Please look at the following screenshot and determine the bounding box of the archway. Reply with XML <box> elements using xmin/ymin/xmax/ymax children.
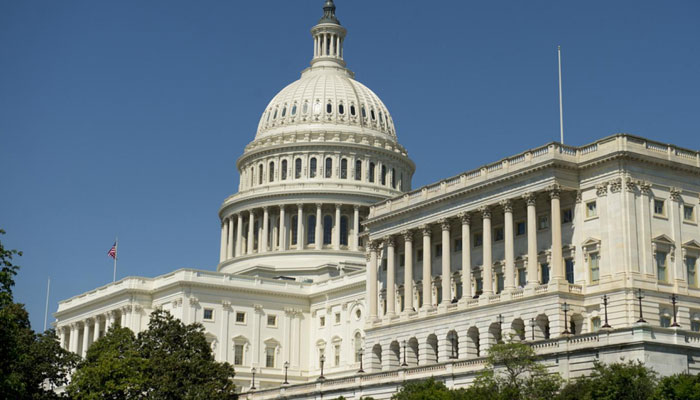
<box><xmin>467</xmin><ymin>326</ymin><xmax>480</xmax><ymax>357</ymax></box>
<box><xmin>407</xmin><ymin>337</ymin><xmax>419</xmax><ymax>367</ymax></box>
<box><xmin>446</xmin><ymin>330</ymin><xmax>459</xmax><ymax>359</ymax></box>
<box><xmin>426</xmin><ymin>334</ymin><xmax>438</xmax><ymax>364</ymax></box>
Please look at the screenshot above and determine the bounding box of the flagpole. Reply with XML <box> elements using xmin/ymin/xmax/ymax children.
<box><xmin>113</xmin><ymin>237</ymin><xmax>118</xmax><ymax>282</ymax></box>
<box><xmin>558</xmin><ymin>45</ymin><xmax>564</xmax><ymax>144</ymax></box>
<box><xmin>43</xmin><ymin>277</ymin><xmax>51</xmax><ymax>332</ymax></box>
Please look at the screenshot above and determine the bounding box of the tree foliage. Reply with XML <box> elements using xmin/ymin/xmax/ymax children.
<box><xmin>654</xmin><ymin>373</ymin><xmax>700</xmax><ymax>400</ymax></box>
<box><xmin>67</xmin><ymin>309</ymin><xmax>237</xmax><ymax>400</ymax></box>
<box><xmin>391</xmin><ymin>378</ymin><xmax>455</xmax><ymax>400</ymax></box>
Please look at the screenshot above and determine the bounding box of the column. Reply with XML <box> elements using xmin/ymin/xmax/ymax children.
<box><xmin>353</xmin><ymin>206</ymin><xmax>360</xmax><ymax>251</ymax></box>
<box><xmin>502</xmin><ymin>200</ymin><xmax>516</xmax><ymax>291</ymax></box>
<box><xmin>93</xmin><ymin>316</ymin><xmax>101</xmax><ymax>342</ymax></box>
<box><xmin>368</xmin><ymin>242</ymin><xmax>379</xmax><ymax>318</ymax></box>
<box><xmin>481</xmin><ymin>207</ymin><xmax>493</xmax><ymax>295</ymax></box>
<box><xmin>262</xmin><ymin>207</ymin><xmax>269</xmax><ymax>253</ymax></box>
<box><xmin>227</xmin><ymin>216</ymin><xmax>235</xmax><ymax>259</ymax></box>
<box><xmin>236</xmin><ymin>213</ymin><xmax>243</xmax><ymax>257</ymax></box>
<box><xmin>333</xmin><ymin>204</ymin><xmax>341</xmax><ymax>250</ymax></box>
<box><xmin>297</xmin><ymin>204</ymin><xmax>304</xmax><ymax>249</ymax></box>
<box><xmin>460</xmin><ymin>213</ymin><xmax>472</xmax><ymax>299</ymax></box>
<box><xmin>81</xmin><ymin>322</ymin><xmax>90</xmax><ymax>357</ymax></box>
<box><xmin>550</xmin><ymin>184</ymin><xmax>564</xmax><ymax>281</ymax></box>
<box><xmin>219</xmin><ymin>219</ymin><xmax>228</xmax><ymax>262</ymax></box>
<box><xmin>386</xmin><ymin>237</ymin><xmax>396</xmax><ymax>316</ymax></box>
<box><xmin>421</xmin><ymin>225</ymin><xmax>432</xmax><ymax>309</ymax></box>
<box><xmin>247</xmin><ymin>210</ymin><xmax>255</xmax><ymax>254</ymax></box>
<box><xmin>440</xmin><ymin>219</ymin><xmax>452</xmax><ymax>305</ymax></box>
<box><xmin>271</xmin><ymin>215</ymin><xmax>278</xmax><ymax>251</ymax></box>
<box><xmin>403</xmin><ymin>230</ymin><xmax>414</xmax><ymax>313</ymax></box>
<box><xmin>279</xmin><ymin>206</ymin><xmax>287</xmax><ymax>251</ymax></box>
<box><xmin>69</xmin><ymin>324</ymin><xmax>78</xmax><ymax>353</ymax></box>
<box><xmin>315</xmin><ymin>204</ymin><xmax>323</xmax><ymax>250</ymax></box>
<box><xmin>670</xmin><ymin>189</ymin><xmax>684</xmax><ymax>285</ymax></box>
<box><xmin>524</xmin><ymin>193</ymin><xmax>539</xmax><ymax>286</ymax></box>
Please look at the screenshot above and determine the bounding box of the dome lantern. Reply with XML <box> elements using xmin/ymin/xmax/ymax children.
<box><xmin>311</xmin><ymin>0</ymin><xmax>347</xmax><ymax>68</ymax></box>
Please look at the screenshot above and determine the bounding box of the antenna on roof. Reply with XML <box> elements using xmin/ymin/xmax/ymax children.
<box><xmin>558</xmin><ymin>45</ymin><xmax>564</xmax><ymax>144</ymax></box>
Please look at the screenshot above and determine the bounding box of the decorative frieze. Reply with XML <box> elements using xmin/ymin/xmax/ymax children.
<box><xmin>596</xmin><ymin>182</ymin><xmax>609</xmax><ymax>197</ymax></box>
<box><xmin>609</xmin><ymin>178</ymin><xmax>622</xmax><ymax>193</ymax></box>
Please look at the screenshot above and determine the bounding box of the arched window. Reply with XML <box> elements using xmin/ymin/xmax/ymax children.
<box><xmin>370</xmin><ymin>109</ymin><xmax>376</xmax><ymax>120</ymax></box>
<box><xmin>355</xmin><ymin>160</ymin><xmax>362</xmax><ymax>181</ymax></box>
<box><xmin>369</xmin><ymin>162</ymin><xmax>375</xmax><ymax>183</ymax></box>
<box><xmin>291</xmin><ymin>216</ymin><xmax>298</xmax><ymax>246</ymax></box>
<box><xmin>340</xmin><ymin>216</ymin><xmax>349</xmax><ymax>246</ymax></box>
<box><xmin>302</xmin><ymin>102</ymin><xmax>309</xmax><ymax>114</ymax></box>
<box><xmin>338</xmin><ymin>104</ymin><xmax>344</xmax><ymax>114</ymax></box>
<box><xmin>323</xmin><ymin>215</ymin><xmax>333</xmax><ymax>245</ymax></box>
<box><xmin>325</xmin><ymin>157</ymin><xmax>333</xmax><ymax>178</ymax></box>
<box><xmin>250</xmin><ymin>167</ymin><xmax>254</xmax><ymax>186</ymax></box>
<box><xmin>281</xmin><ymin>160</ymin><xmax>288</xmax><ymax>180</ymax></box>
<box><xmin>350</xmin><ymin>104</ymin><xmax>356</xmax><ymax>116</ymax></box>
<box><xmin>295</xmin><ymin>158</ymin><xmax>302</xmax><ymax>179</ymax></box>
<box><xmin>281</xmin><ymin>105</ymin><xmax>286</xmax><ymax>117</ymax></box>
<box><xmin>268</xmin><ymin>162</ymin><xmax>275</xmax><ymax>182</ymax></box>
<box><xmin>340</xmin><ymin>159</ymin><xmax>348</xmax><ymax>179</ymax></box>
<box><xmin>273</xmin><ymin>108</ymin><xmax>277</xmax><ymax>120</ymax></box>
<box><xmin>391</xmin><ymin>168</ymin><xmax>396</xmax><ymax>188</ymax></box>
<box><xmin>307</xmin><ymin>215</ymin><xmax>316</xmax><ymax>245</ymax></box>
<box><xmin>354</xmin><ymin>332</ymin><xmax>363</xmax><ymax>362</ymax></box>
<box><xmin>361</xmin><ymin>106</ymin><xmax>367</xmax><ymax>119</ymax></box>
<box><xmin>381</xmin><ymin>165</ymin><xmax>387</xmax><ymax>186</ymax></box>
<box><xmin>310</xmin><ymin>158</ymin><xmax>317</xmax><ymax>178</ymax></box>
<box><xmin>326</xmin><ymin>102</ymin><xmax>332</xmax><ymax>114</ymax></box>
<box><xmin>258</xmin><ymin>165</ymin><xmax>263</xmax><ymax>185</ymax></box>
<box><xmin>291</xmin><ymin>104</ymin><xmax>297</xmax><ymax>115</ymax></box>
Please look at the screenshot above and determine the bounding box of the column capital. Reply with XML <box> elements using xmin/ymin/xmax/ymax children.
<box><xmin>296</xmin><ymin>203</ymin><xmax>304</xmax><ymax>210</ymax></box>
<box><xmin>438</xmin><ymin>218</ymin><xmax>451</xmax><ymax>231</ymax></box>
<box><xmin>353</xmin><ymin>204</ymin><xmax>360</xmax><ymax>211</ymax></box>
<box><xmin>316</xmin><ymin>203</ymin><xmax>323</xmax><ymax>209</ymax></box>
<box><xmin>385</xmin><ymin>235</ymin><xmax>396</xmax><ymax>248</ymax></box>
<box><xmin>670</xmin><ymin>187</ymin><xmax>682</xmax><ymax>202</ymax></box>
<box><xmin>420</xmin><ymin>225</ymin><xmax>432</xmax><ymax>237</ymax></box>
<box><xmin>335</xmin><ymin>203</ymin><xmax>342</xmax><ymax>209</ymax></box>
<box><xmin>401</xmin><ymin>230</ymin><xmax>414</xmax><ymax>242</ymax></box>
<box><xmin>523</xmin><ymin>192</ymin><xmax>537</xmax><ymax>206</ymax></box>
<box><xmin>595</xmin><ymin>182</ymin><xmax>608</xmax><ymax>197</ymax></box>
<box><xmin>639</xmin><ymin>181</ymin><xmax>652</xmax><ymax>195</ymax></box>
<box><xmin>479</xmin><ymin>206</ymin><xmax>491</xmax><ymax>219</ymax></box>
<box><xmin>575</xmin><ymin>190</ymin><xmax>583</xmax><ymax>203</ymax></box>
<box><xmin>458</xmin><ymin>212</ymin><xmax>471</xmax><ymax>225</ymax></box>
<box><xmin>548</xmin><ymin>183</ymin><xmax>562</xmax><ymax>199</ymax></box>
<box><xmin>368</xmin><ymin>240</ymin><xmax>381</xmax><ymax>252</ymax></box>
<box><xmin>262</xmin><ymin>206</ymin><xmax>269</xmax><ymax>212</ymax></box>
<box><xmin>499</xmin><ymin>199</ymin><xmax>513</xmax><ymax>213</ymax></box>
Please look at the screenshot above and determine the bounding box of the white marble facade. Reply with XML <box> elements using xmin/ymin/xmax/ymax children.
<box><xmin>54</xmin><ymin>2</ymin><xmax>700</xmax><ymax>399</ymax></box>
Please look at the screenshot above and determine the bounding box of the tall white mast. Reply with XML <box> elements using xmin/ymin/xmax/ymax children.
<box><xmin>43</xmin><ymin>277</ymin><xmax>50</xmax><ymax>332</ymax></box>
<box><xmin>558</xmin><ymin>45</ymin><xmax>564</xmax><ymax>144</ymax></box>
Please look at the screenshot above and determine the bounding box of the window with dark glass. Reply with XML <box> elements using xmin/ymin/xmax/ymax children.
<box><xmin>310</xmin><ymin>158</ymin><xmax>317</xmax><ymax>178</ymax></box>
<box><xmin>369</xmin><ymin>163</ymin><xmax>375</xmax><ymax>183</ymax></box>
<box><xmin>516</xmin><ymin>221</ymin><xmax>526</xmax><ymax>236</ymax></box>
<box><xmin>454</xmin><ymin>238</ymin><xmax>462</xmax><ymax>252</ymax></box>
<box><xmin>381</xmin><ymin>165</ymin><xmax>387</xmax><ymax>185</ymax></box>
<box><xmin>541</xmin><ymin>263</ymin><xmax>550</xmax><ymax>283</ymax></box>
<box><xmin>494</xmin><ymin>227</ymin><xmax>504</xmax><ymax>242</ymax></box>
<box><xmin>391</xmin><ymin>168</ymin><xmax>396</xmax><ymax>188</ymax></box>
<box><xmin>281</xmin><ymin>106</ymin><xmax>286</xmax><ymax>117</ymax></box>
<box><xmin>473</xmin><ymin>233</ymin><xmax>483</xmax><ymax>247</ymax></box>
<box><xmin>281</xmin><ymin>160</ymin><xmax>288</xmax><ymax>180</ymax></box>
<box><xmin>269</xmin><ymin>162</ymin><xmax>275</xmax><ymax>182</ymax></box>
<box><xmin>325</xmin><ymin>157</ymin><xmax>332</xmax><ymax>178</ymax></box>
<box><xmin>435</xmin><ymin>244</ymin><xmax>442</xmax><ymax>258</ymax></box>
<box><xmin>295</xmin><ymin>158</ymin><xmax>302</xmax><ymax>179</ymax></box>
<box><xmin>323</xmin><ymin>215</ymin><xmax>333</xmax><ymax>245</ymax></box>
<box><xmin>361</xmin><ymin>106</ymin><xmax>366</xmax><ymax>118</ymax></box>
<box><xmin>338</xmin><ymin>104</ymin><xmax>344</xmax><ymax>114</ymax></box>
<box><xmin>326</xmin><ymin>102</ymin><xmax>332</xmax><ymax>114</ymax></box>
<box><xmin>565</xmin><ymin>258</ymin><xmax>575</xmax><ymax>284</ymax></box>
<box><xmin>258</xmin><ymin>164</ymin><xmax>263</xmax><ymax>185</ymax></box>
<box><xmin>417</xmin><ymin>249</ymin><xmax>423</xmax><ymax>262</ymax></box>
<box><xmin>355</xmin><ymin>160</ymin><xmax>362</xmax><ymax>181</ymax></box>
<box><xmin>562</xmin><ymin>208</ymin><xmax>573</xmax><ymax>224</ymax></box>
<box><xmin>341</xmin><ymin>159</ymin><xmax>347</xmax><ymax>179</ymax></box>
<box><xmin>340</xmin><ymin>216</ymin><xmax>348</xmax><ymax>246</ymax></box>
<box><xmin>291</xmin><ymin>104</ymin><xmax>297</xmax><ymax>115</ymax></box>
<box><xmin>203</xmin><ymin>309</ymin><xmax>213</xmax><ymax>320</ymax></box>
<box><xmin>291</xmin><ymin>216</ymin><xmax>298</xmax><ymax>245</ymax></box>
<box><xmin>307</xmin><ymin>215</ymin><xmax>316</xmax><ymax>244</ymax></box>
<box><xmin>350</xmin><ymin>105</ymin><xmax>356</xmax><ymax>116</ymax></box>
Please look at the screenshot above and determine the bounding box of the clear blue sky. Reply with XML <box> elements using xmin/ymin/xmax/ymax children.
<box><xmin>1</xmin><ymin>1</ymin><xmax>698</xmax><ymax>331</ymax></box>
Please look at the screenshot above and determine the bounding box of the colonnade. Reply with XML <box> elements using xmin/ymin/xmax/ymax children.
<box><xmin>58</xmin><ymin>305</ymin><xmax>140</xmax><ymax>357</ymax></box>
<box><xmin>367</xmin><ymin>185</ymin><xmax>566</xmax><ymax>319</ymax></box>
<box><xmin>314</xmin><ymin>31</ymin><xmax>343</xmax><ymax>59</ymax></box>
<box><xmin>220</xmin><ymin>204</ymin><xmax>365</xmax><ymax>262</ymax></box>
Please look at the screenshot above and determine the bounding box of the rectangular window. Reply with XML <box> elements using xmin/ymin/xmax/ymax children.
<box><xmin>335</xmin><ymin>313</ymin><xmax>341</xmax><ymax>324</ymax></box>
<box><xmin>660</xmin><ymin>316</ymin><xmax>671</xmax><ymax>328</ymax></box>
<box><xmin>686</xmin><ymin>256</ymin><xmax>697</xmax><ymax>287</ymax></box>
<box><xmin>496</xmin><ymin>273</ymin><xmax>504</xmax><ymax>293</ymax></box>
<box><xmin>589</xmin><ymin>253</ymin><xmax>600</xmax><ymax>283</ymax></box>
<box><xmin>320</xmin><ymin>316</ymin><xmax>326</xmax><ymax>327</ymax></box>
<box><xmin>518</xmin><ymin>268</ymin><xmax>527</xmax><ymax>287</ymax></box>
<box><xmin>565</xmin><ymin>258</ymin><xmax>575</xmax><ymax>284</ymax></box>
<box><xmin>417</xmin><ymin>249</ymin><xmax>423</xmax><ymax>262</ymax></box>
<box><xmin>235</xmin><ymin>312</ymin><xmax>246</xmax><ymax>324</ymax></box>
<box><xmin>516</xmin><ymin>221</ymin><xmax>526</xmax><ymax>236</ymax></box>
<box><xmin>435</xmin><ymin>244</ymin><xmax>442</xmax><ymax>258</ymax></box>
<box><xmin>399</xmin><ymin>254</ymin><xmax>405</xmax><ymax>267</ymax></box>
<box><xmin>656</xmin><ymin>251</ymin><xmax>668</xmax><ymax>282</ymax></box>
<box><xmin>203</xmin><ymin>308</ymin><xmax>214</xmax><ymax>320</ymax></box>
<box><xmin>494</xmin><ymin>227</ymin><xmax>504</xmax><ymax>242</ymax></box>
<box><xmin>654</xmin><ymin>199</ymin><xmax>665</xmax><ymax>216</ymax></box>
<box><xmin>562</xmin><ymin>208</ymin><xmax>573</xmax><ymax>223</ymax></box>
<box><xmin>586</xmin><ymin>201</ymin><xmax>597</xmax><ymax>218</ymax></box>
<box><xmin>592</xmin><ymin>318</ymin><xmax>601</xmax><ymax>332</ymax></box>
<box><xmin>454</xmin><ymin>238</ymin><xmax>462</xmax><ymax>252</ymax></box>
<box><xmin>541</xmin><ymin>262</ymin><xmax>550</xmax><ymax>283</ymax></box>
<box><xmin>267</xmin><ymin>315</ymin><xmax>277</xmax><ymax>327</ymax></box>
<box><xmin>473</xmin><ymin>233</ymin><xmax>483</xmax><ymax>247</ymax></box>
<box><xmin>334</xmin><ymin>344</ymin><xmax>341</xmax><ymax>366</ymax></box>
<box><xmin>476</xmin><ymin>278</ymin><xmax>483</xmax><ymax>295</ymax></box>
<box><xmin>692</xmin><ymin>321</ymin><xmax>700</xmax><ymax>332</ymax></box>
<box><xmin>684</xmin><ymin>205</ymin><xmax>696</xmax><ymax>222</ymax></box>
<box><xmin>234</xmin><ymin>344</ymin><xmax>244</xmax><ymax>365</ymax></box>
<box><xmin>265</xmin><ymin>347</ymin><xmax>275</xmax><ymax>368</ymax></box>
<box><xmin>538</xmin><ymin>215</ymin><xmax>549</xmax><ymax>230</ymax></box>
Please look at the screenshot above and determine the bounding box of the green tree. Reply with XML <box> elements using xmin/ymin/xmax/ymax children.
<box><xmin>391</xmin><ymin>377</ymin><xmax>455</xmax><ymax>400</ymax></box>
<box><xmin>653</xmin><ymin>373</ymin><xmax>700</xmax><ymax>400</ymax></box>
<box><xmin>0</xmin><ymin>228</ymin><xmax>21</xmax><ymax>307</ymax></box>
<box><xmin>558</xmin><ymin>360</ymin><xmax>658</xmax><ymax>400</ymax></box>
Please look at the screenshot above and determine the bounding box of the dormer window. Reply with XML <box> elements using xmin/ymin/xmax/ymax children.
<box><xmin>326</xmin><ymin>102</ymin><xmax>332</xmax><ymax>114</ymax></box>
<box><xmin>302</xmin><ymin>102</ymin><xmax>309</xmax><ymax>114</ymax></box>
<box><xmin>273</xmin><ymin>109</ymin><xmax>278</xmax><ymax>119</ymax></box>
<box><xmin>291</xmin><ymin>104</ymin><xmax>297</xmax><ymax>115</ymax></box>
<box><xmin>350</xmin><ymin>104</ymin><xmax>356</xmax><ymax>116</ymax></box>
<box><xmin>370</xmin><ymin>109</ymin><xmax>376</xmax><ymax>120</ymax></box>
<box><xmin>338</xmin><ymin>104</ymin><xmax>345</xmax><ymax>114</ymax></box>
<box><xmin>281</xmin><ymin>106</ymin><xmax>287</xmax><ymax>117</ymax></box>
<box><xmin>361</xmin><ymin>106</ymin><xmax>366</xmax><ymax>118</ymax></box>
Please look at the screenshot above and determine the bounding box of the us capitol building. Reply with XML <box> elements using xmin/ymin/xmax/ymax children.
<box><xmin>54</xmin><ymin>2</ymin><xmax>700</xmax><ymax>398</ymax></box>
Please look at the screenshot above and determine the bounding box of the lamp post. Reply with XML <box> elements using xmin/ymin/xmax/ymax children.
<box><xmin>401</xmin><ymin>340</ymin><xmax>408</xmax><ymax>367</ymax></box>
<box><xmin>283</xmin><ymin>361</ymin><xmax>289</xmax><ymax>385</ymax></box>
<box><xmin>670</xmin><ymin>293</ymin><xmax>680</xmax><ymax>327</ymax></box>
<box><xmin>636</xmin><ymin>289</ymin><xmax>646</xmax><ymax>323</ymax></box>
<box><xmin>601</xmin><ymin>294</ymin><xmax>611</xmax><ymax>328</ymax></box>
<box><xmin>318</xmin><ymin>354</ymin><xmax>326</xmax><ymax>381</ymax></box>
<box><xmin>561</xmin><ymin>302</ymin><xmax>571</xmax><ymax>335</ymax></box>
<box><xmin>358</xmin><ymin>348</ymin><xmax>364</xmax><ymax>373</ymax></box>
<box><xmin>496</xmin><ymin>314</ymin><xmax>505</xmax><ymax>343</ymax></box>
<box><xmin>449</xmin><ymin>334</ymin><xmax>457</xmax><ymax>359</ymax></box>
<box><xmin>530</xmin><ymin>318</ymin><xmax>535</xmax><ymax>341</ymax></box>
<box><xmin>250</xmin><ymin>367</ymin><xmax>256</xmax><ymax>390</ymax></box>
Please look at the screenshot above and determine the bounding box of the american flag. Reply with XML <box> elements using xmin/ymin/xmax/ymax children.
<box><xmin>107</xmin><ymin>242</ymin><xmax>117</xmax><ymax>259</ymax></box>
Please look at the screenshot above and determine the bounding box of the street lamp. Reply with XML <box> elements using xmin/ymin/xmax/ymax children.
<box><xmin>670</xmin><ymin>294</ymin><xmax>680</xmax><ymax>327</ymax></box>
<box><xmin>601</xmin><ymin>294</ymin><xmax>611</xmax><ymax>328</ymax></box>
<box><xmin>401</xmin><ymin>340</ymin><xmax>408</xmax><ymax>367</ymax></box>
<box><xmin>318</xmin><ymin>354</ymin><xmax>326</xmax><ymax>381</ymax></box>
<box><xmin>636</xmin><ymin>289</ymin><xmax>646</xmax><ymax>323</ymax></box>
<box><xmin>358</xmin><ymin>348</ymin><xmax>364</xmax><ymax>373</ymax></box>
<box><xmin>250</xmin><ymin>367</ymin><xmax>256</xmax><ymax>390</ymax></box>
<box><xmin>561</xmin><ymin>303</ymin><xmax>571</xmax><ymax>335</ymax></box>
<box><xmin>530</xmin><ymin>318</ymin><xmax>536</xmax><ymax>341</ymax></box>
<box><xmin>496</xmin><ymin>314</ymin><xmax>505</xmax><ymax>343</ymax></box>
<box><xmin>283</xmin><ymin>361</ymin><xmax>290</xmax><ymax>385</ymax></box>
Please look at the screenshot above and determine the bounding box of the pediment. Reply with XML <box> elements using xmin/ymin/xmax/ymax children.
<box><xmin>232</xmin><ymin>335</ymin><xmax>249</xmax><ymax>343</ymax></box>
<box><xmin>652</xmin><ymin>234</ymin><xmax>674</xmax><ymax>245</ymax></box>
<box><xmin>263</xmin><ymin>337</ymin><xmax>280</xmax><ymax>346</ymax></box>
<box><xmin>581</xmin><ymin>237</ymin><xmax>601</xmax><ymax>247</ymax></box>
<box><xmin>683</xmin><ymin>240</ymin><xmax>700</xmax><ymax>250</ymax></box>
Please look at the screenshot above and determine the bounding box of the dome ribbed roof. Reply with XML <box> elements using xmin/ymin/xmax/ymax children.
<box><xmin>255</xmin><ymin>67</ymin><xmax>397</xmax><ymax>141</ymax></box>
